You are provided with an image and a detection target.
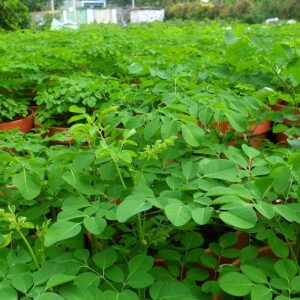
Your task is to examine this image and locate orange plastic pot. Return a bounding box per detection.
[0,109,34,133]
[271,102,300,125]
[35,123,74,145]
[270,101,300,145]
[198,119,271,147]
[48,127,74,145]
[228,120,271,147]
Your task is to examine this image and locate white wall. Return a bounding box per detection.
[87,8,118,24]
[130,9,164,23]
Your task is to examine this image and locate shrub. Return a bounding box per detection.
[210,0,300,23]
[0,0,29,30]
[243,0,300,23]
[167,2,214,20]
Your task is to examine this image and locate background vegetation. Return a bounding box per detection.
[0,0,299,30]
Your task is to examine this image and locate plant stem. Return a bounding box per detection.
[17,229,40,270]
[113,159,127,190]
[136,214,146,250]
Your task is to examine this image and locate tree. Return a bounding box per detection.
[0,0,29,30]
[21,0,63,11]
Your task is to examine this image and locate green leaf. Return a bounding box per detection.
[127,272,154,288]
[161,119,179,139]
[186,268,209,281]
[128,63,144,74]
[291,276,300,292]
[118,150,134,164]
[92,247,117,270]
[225,111,247,132]
[270,277,289,290]
[84,215,107,235]
[0,233,11,248]
[239,246,258,264]
[241,265,268,283]
[272,167,291,195]
[150,281,197,300]
[144,119,161,140]
[219,205,257,229]
[12,171,41,200]
[273,124,288,133]
[46,274,77,290]
[73,272,100,288]
[250,285,272,300]
[166,176,182,190]
[182,161,199,181]
[182,124,204,147]
[11,272,33,294]
[288,57,300,83]
[200,252,218,268]
[274,296,291,300]
[268,236,289,258]
[219,272,252,296]
[254,202,274,220]
[69,105,86,114]
[0,287,18,300]
[218,232,238,248]
[165,203,191,226]
[44,221,81,247]
[105,266,125,283]
[181,232,204,249]
[103,290,139,300]
[116,197,152,222]
[35,293,65,300]
[224,31,239,45]
[199,158,239,182]
[191,207,213,225]
[58,285,100,300]
[274,205,298,222]
[33,262,62,286]
[274,259,297,281]
[242,144,260,159]
[128,254,153,273]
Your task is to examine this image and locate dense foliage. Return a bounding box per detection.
[0,0,29,30]
[166,0,300,22]
[0,21,300,300]
[20,0,63,11]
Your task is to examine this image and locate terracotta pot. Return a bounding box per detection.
[0,109,34,133]
[270,102,300,145]
[34,123,74,145]
[198,119,271,147]
[29,105,39,112]
[48,126,74,145]
[271,102,300,126]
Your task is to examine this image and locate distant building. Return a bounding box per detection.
[63,0,106,9]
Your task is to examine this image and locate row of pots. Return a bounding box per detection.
[0,101,298,146]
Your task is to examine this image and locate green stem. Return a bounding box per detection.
[17,229,40,270]
[136,214,146,250]
[40,237,46,263]
[113,159,126,190]
[138,288,145,300]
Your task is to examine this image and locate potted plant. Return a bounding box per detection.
[0,96,33,133]
[222,33,300,146]
[34,74,112,143]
